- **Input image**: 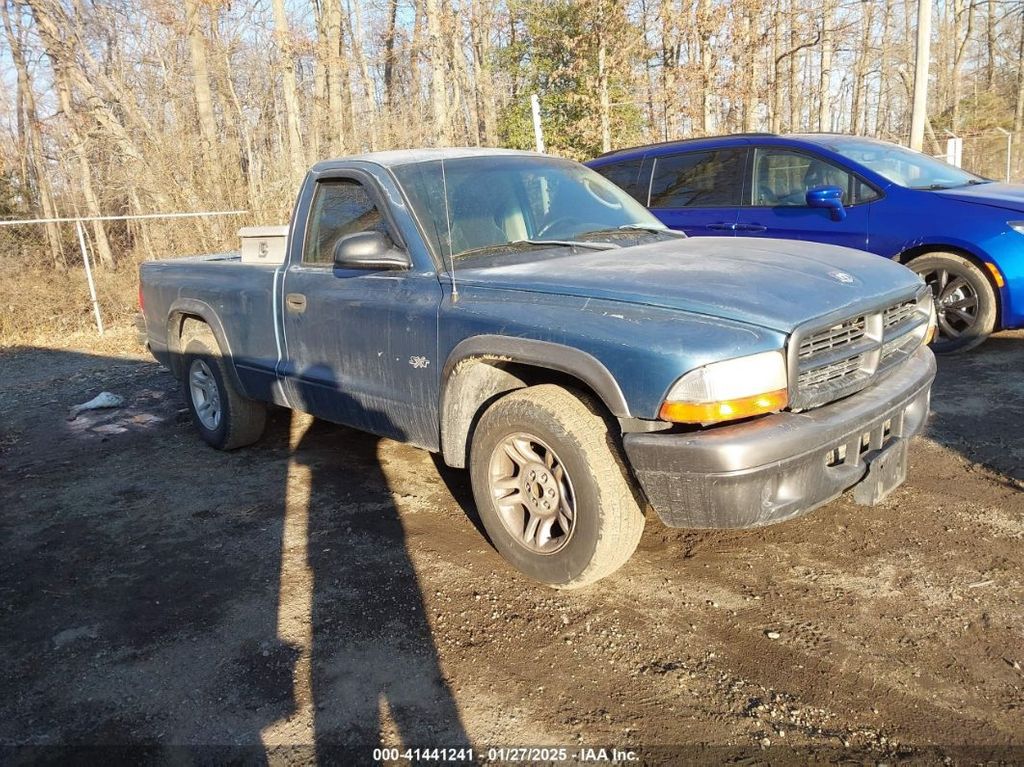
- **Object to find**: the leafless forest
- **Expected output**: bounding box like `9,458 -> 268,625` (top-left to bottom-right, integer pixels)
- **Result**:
1,0 -> 1023,339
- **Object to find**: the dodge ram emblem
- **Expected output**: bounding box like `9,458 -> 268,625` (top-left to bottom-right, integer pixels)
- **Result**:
829,270 -> 856,284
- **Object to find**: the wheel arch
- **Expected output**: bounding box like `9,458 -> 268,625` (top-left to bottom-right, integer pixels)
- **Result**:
166,299 -> 248,394
439,336 -> 630,469
897,244 -> 1004,328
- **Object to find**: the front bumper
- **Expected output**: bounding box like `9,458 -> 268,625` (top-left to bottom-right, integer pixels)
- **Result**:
623,346 -> 936,529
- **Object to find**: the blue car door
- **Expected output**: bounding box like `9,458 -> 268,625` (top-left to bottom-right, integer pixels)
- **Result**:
280,175 -> 443,449
646,148 -> 747,236
731,146 -> 876,249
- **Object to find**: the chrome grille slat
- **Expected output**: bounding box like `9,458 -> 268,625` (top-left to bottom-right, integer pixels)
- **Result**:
789,289 -> 930,411
798,316 -> 867,359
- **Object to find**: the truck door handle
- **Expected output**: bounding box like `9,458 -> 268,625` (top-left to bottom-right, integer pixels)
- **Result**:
285,293 -> 307,313
734,224 -> 767,233
707,222 -> 736,231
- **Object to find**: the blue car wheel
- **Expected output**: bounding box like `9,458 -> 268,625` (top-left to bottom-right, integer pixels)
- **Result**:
908,252 -> 998,354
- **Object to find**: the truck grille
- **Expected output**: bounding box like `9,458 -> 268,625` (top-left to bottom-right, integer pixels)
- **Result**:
789,288 -> 931,410
798,316 -> 867,359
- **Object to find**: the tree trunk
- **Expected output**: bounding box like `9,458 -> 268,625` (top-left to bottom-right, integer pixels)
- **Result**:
26,0 -> 114,268
28,0 -> 172,211
1014,8 -> 1024,134
184,0 -> 225,203
597,2 -> 611,153
696,0 -> 714,134
986,0 -> 996,89
817,0 -> 834,131
851,2 -> 873,135
383,0 -> 399,112
325,0 -> 347,155
271,0 -> 305,183
950,0 -> 973,133
469,0 -> 497,144
423,0 -> 450,144
348,0 -> 378,150
2,0 -> 64,267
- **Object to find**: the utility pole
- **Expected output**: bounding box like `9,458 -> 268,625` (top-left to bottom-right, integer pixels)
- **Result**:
909,0 -> 932,151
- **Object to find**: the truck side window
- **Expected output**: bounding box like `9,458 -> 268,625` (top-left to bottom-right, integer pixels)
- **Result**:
751,148 -> 880,207
304,180 -> 388,266
649,149 -> 745,208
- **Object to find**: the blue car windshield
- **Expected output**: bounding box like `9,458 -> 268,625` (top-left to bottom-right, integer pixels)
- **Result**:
827,139 -> 986,190
392,155 -> 669,262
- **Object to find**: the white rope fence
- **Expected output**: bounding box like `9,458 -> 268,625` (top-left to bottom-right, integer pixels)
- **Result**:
0,210 -> 247,336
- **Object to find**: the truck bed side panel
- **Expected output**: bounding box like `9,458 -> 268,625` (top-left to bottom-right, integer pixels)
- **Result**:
141,255 -> 281,401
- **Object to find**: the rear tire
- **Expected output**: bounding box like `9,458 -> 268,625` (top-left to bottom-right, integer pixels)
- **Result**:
181,328 -> 265,450
908,252 -> 997,354
468,384 -> 645,589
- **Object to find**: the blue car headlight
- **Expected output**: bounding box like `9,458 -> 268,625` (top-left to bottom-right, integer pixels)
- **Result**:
1010,221 -> 1024,235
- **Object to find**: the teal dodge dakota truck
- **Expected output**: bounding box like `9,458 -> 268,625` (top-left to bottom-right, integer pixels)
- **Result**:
140,149 -> 937,588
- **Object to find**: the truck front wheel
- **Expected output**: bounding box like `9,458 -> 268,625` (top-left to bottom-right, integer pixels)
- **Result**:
181,334 -> 266,450
469,384 -> 645,589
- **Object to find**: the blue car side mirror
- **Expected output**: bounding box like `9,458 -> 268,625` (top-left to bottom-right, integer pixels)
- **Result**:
806,186 -> 847,221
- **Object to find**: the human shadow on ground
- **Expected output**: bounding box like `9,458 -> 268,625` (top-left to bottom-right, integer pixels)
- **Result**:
0,347 -> 468,762
283,372 -> 469,757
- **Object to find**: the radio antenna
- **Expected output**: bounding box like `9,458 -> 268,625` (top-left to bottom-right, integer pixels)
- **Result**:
440,158 -> 459,303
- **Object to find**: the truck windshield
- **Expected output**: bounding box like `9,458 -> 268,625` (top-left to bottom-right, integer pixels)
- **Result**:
392,155 -> 669,263
827,138 -> 987,190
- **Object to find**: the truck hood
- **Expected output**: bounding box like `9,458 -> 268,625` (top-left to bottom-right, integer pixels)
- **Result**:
455,237 -> 923,333
932,182 -> 1024,213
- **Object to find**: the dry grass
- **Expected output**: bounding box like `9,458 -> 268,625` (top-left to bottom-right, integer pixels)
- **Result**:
0,263 -> 141,348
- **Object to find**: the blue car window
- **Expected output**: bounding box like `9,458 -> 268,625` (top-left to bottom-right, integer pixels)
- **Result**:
752,148 -> 878,206
593,158 -> 647,203
649,150 -> 745,208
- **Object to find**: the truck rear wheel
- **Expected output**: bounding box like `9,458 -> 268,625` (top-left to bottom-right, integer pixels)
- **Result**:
469,384 -> 645,589
181,333 -> 266,450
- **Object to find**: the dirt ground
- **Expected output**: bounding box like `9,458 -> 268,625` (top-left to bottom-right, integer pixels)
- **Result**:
1,328 -> 1021,763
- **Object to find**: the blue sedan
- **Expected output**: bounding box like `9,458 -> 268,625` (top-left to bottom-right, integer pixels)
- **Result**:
587,134 -> 1024,352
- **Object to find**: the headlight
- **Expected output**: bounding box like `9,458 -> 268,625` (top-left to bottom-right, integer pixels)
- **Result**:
659,350 -> 789,424
1009,221 -> 1024,235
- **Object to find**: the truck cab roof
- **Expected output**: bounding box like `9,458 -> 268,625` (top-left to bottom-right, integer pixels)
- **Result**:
312,147 -> 549,172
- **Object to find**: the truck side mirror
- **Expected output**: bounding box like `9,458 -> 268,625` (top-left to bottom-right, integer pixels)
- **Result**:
805,185 -> 847,221
333,231 -> 408,270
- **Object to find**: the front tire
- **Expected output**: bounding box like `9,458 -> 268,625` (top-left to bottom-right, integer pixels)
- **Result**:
469,385 -> 645,589
908,252 -> 997,354
182,334 -> 266,450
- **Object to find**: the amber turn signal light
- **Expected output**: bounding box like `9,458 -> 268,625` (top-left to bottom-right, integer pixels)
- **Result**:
659,389 -> 789,424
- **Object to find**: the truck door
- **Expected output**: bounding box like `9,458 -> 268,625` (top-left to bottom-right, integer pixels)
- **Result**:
280,174 -> 442,449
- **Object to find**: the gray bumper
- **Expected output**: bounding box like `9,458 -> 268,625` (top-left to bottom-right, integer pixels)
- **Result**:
622,346 -> 936,529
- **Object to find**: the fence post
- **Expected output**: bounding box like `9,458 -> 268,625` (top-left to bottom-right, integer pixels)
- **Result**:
75,219 -> 105,336
531,94 -> 545,153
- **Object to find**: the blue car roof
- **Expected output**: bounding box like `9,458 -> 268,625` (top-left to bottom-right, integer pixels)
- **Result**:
588,133 -> 893,164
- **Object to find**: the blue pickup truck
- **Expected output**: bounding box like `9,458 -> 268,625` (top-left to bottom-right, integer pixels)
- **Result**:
140,149 -> 937,588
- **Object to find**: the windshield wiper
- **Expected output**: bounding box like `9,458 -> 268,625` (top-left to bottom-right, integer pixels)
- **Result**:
516,238 -> 620,251
577,224 -> 685,240
454,238 -> 618,259
617,223 -> 687,237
